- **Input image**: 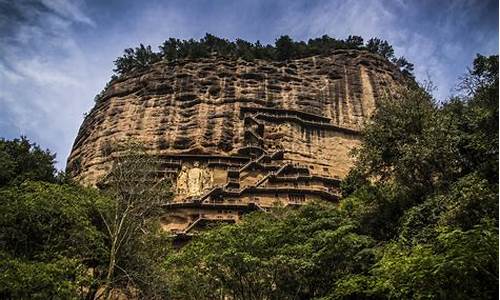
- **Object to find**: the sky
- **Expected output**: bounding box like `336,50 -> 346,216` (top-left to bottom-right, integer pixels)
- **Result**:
0,0 -> 498,170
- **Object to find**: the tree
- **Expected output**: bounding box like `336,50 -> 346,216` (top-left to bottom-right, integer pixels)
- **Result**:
0,136 -> 56,187
253,40 -> 276,60
345,35 -> 364,49
0,137 -> 174,299
235,38 -> 255,60
352,86 -> 460,198
97,142 -> 172,299
202,33 -> 234,57
337,55 -> 499,299
165,203 -> 374,299
112,34 -> 414,78
275,35 -> 297,61
113,44 -> 160,75
393,56 -> 415,78
0,181 -> 109,299
366,38 -> 395,60
160,38 -> 181,60
307,35 -> 341,55
451,55 -> 499,183
336,222 -> 498,300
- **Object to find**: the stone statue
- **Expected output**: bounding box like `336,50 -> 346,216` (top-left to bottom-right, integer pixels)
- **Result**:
187,162 -> 203,196
176,162 -> 213,198
176,165 -> 189,195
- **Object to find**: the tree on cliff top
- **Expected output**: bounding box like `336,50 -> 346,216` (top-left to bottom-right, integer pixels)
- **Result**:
113,44 -> 161,75
112,33 -> 414,77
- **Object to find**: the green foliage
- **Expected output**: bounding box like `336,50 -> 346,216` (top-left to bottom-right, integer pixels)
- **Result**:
117,221 -> 172,299
0,139 -> 173,299
400,173 -> 498,244
0,136 -> 56,186
275,35 -> 298,60
353,86 -> 465,199
336,222 -> 498,300
337,54 -> 499,299
0,181 -> 107,261
0,255 -> 89,300
449,54 -> 499,183
0,181 -> 109,299
112,33 -> 413,78
345,35 -> 364,49
393,56 -> 414,78
365,38 -> 394,60
166,203 -> 375,299
113,44 -> 161,75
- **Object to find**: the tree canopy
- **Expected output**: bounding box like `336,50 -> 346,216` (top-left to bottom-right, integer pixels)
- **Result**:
111,33 -> 414,78
0,136 -> 57,187
0,139 -> 173,299
0,181 -> 109,299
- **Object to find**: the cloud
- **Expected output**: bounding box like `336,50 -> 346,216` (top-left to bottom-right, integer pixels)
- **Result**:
0,0 -> 100,168
274,0 -> 498,101
0,0 -> 497,170
40,0 -> 95,26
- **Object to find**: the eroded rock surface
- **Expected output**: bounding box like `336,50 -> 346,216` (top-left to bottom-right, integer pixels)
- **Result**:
67,49 -> 403,235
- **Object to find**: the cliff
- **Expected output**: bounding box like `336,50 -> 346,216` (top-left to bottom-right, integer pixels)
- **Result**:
67,49 -> 404,236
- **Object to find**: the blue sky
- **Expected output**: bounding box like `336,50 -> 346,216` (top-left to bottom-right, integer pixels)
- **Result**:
0,0 -> 498,169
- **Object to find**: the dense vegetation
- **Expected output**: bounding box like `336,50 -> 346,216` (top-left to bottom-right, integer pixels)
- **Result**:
112,34 -> 414,77
0,137 -> 57,186
0,140 -> 172,299
0,53 -> 497,299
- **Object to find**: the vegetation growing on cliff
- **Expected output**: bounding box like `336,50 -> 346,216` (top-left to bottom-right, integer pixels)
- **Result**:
112,33 -> 414,77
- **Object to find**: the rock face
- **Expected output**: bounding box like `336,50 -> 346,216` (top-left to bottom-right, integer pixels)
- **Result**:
67,49 -> 403,236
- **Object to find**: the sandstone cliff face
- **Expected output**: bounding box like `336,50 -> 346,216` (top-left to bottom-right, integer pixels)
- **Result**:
67,49 -> 403,235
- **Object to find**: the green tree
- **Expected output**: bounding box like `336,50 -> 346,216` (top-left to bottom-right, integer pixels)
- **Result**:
0,136 -> 56,187
160,38 -> 181,60
113,34 -> 414,78
451,54 -> 499,183
337,54 -> 499,299
0,181 -> 109,299
393,56 -> 415,78
345,35 -> 364,49
275,35 -> 298,61
113,44 -> 160,75
352,86 -> 460,199
166,203 -> 374,299
235,38 -> 256,60
336,220 -> 498,300
366,38 -> 395,60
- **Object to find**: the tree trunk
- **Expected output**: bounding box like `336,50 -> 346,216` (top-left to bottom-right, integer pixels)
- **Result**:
103,239 -> 117,300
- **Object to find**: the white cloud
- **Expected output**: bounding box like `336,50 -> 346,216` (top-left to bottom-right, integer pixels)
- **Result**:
1,0 -> 496,169
273,0 -> 492,102
40,0 -> 95,26
0,0 -> 100,169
